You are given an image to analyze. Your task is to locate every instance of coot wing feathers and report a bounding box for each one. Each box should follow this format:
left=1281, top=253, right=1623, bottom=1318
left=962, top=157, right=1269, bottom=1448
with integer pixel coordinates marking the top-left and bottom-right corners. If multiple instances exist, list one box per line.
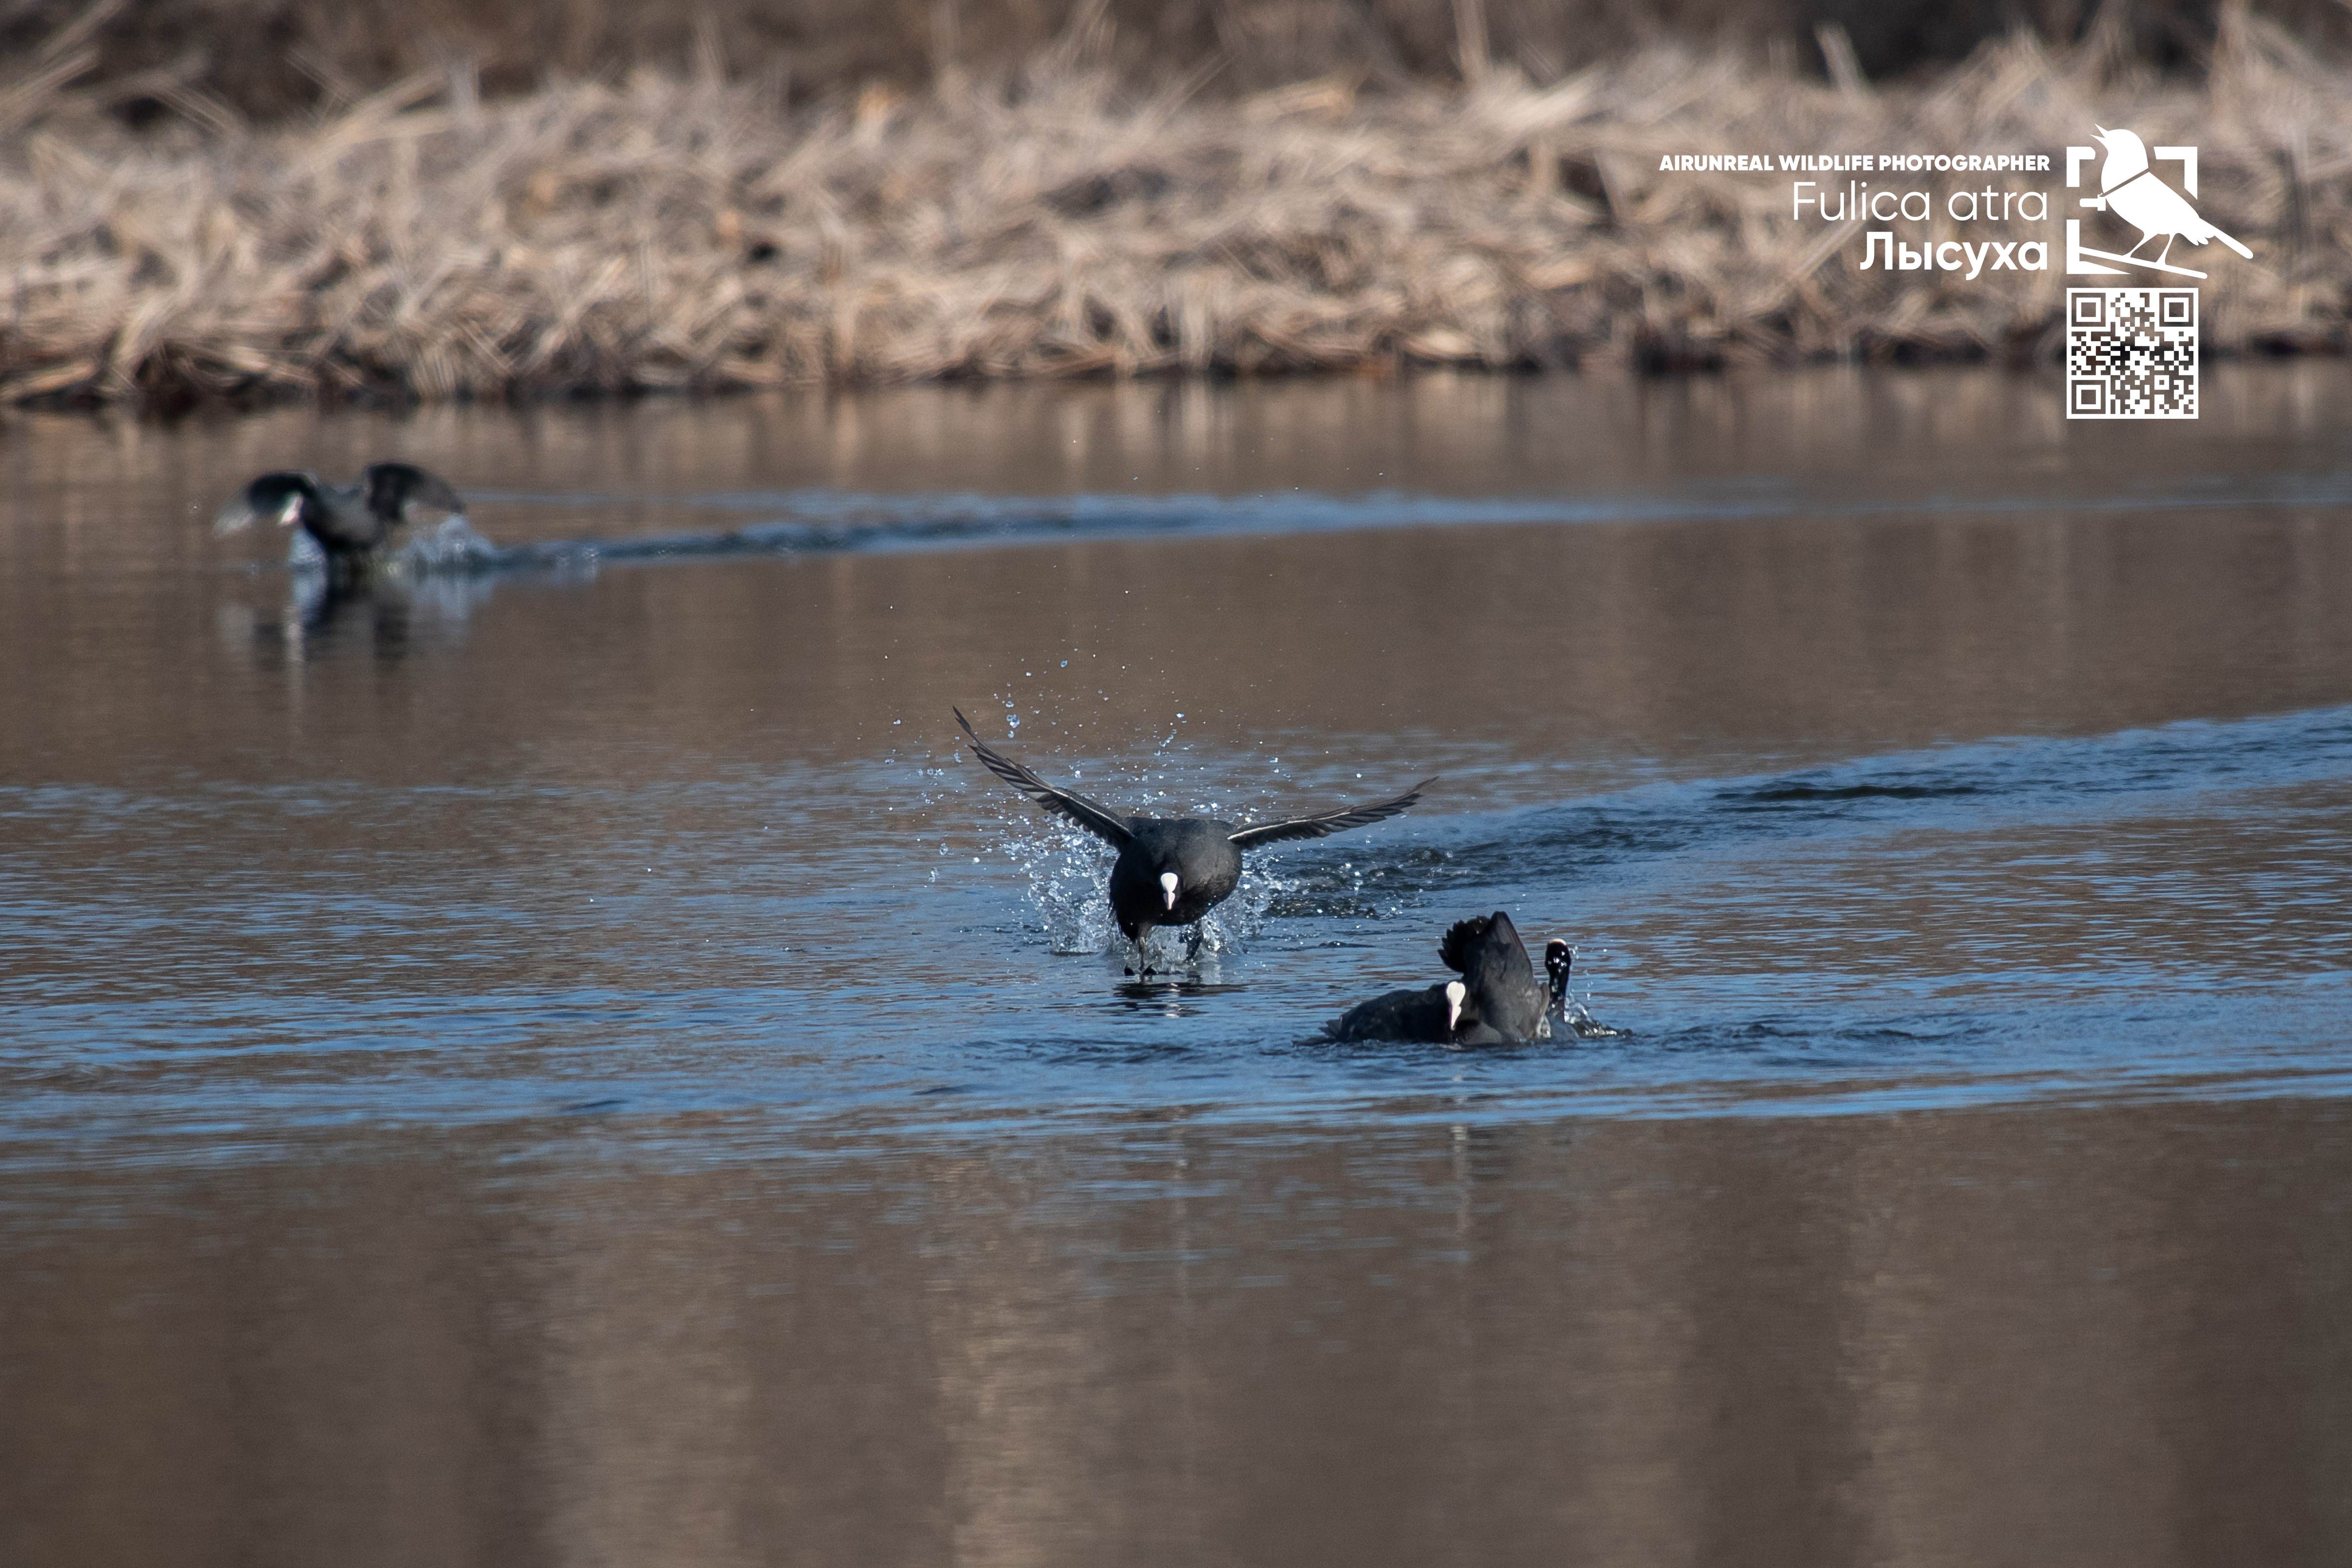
left=1437, top=913, right=1496, bottom=975
left=363, top=462, right=466, bottom=525
left=954, top=708, right=1135, bottom=849
left=1440, top=910, right=1529, bottom=982
left=1227, top=777, right=1435, bottom=848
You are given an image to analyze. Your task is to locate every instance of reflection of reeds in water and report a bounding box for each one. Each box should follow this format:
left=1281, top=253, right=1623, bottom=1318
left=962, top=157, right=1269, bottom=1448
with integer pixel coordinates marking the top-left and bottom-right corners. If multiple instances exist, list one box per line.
left=3, top=10, right=2346, bottom=408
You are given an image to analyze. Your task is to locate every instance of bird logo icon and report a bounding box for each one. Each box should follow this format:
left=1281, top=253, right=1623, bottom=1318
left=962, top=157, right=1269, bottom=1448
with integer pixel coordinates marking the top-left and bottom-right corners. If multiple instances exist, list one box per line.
left=2070, top=127, right=2250, bottom=278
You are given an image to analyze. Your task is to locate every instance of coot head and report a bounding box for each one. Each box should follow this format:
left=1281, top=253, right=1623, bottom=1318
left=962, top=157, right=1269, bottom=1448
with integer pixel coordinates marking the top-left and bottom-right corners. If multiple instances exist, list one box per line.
left=214, top=471, right=322, bottom=537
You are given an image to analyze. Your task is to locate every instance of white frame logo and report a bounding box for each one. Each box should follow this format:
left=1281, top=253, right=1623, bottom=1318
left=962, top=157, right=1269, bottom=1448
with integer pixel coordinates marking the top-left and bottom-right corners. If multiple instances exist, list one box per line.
left=2065, top=129, right=2249, bottom=279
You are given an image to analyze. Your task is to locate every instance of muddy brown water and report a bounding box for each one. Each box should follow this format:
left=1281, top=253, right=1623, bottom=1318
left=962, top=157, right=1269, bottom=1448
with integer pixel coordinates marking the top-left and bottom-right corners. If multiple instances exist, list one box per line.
left=3, top=366, right=2350, bottom=1564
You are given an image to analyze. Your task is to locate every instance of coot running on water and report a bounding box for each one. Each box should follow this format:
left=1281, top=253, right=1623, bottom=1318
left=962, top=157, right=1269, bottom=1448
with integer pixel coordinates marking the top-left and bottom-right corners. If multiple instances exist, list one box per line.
left=214, top=463, right=468, bottom=577
left=955, top=708, right=1433, bottom=974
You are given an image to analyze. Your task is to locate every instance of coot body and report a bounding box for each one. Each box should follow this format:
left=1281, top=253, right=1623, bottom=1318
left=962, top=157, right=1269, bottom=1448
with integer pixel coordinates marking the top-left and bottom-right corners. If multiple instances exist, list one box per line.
left=1327, top=980, right=1466, bottom=1043
left=214, top=463, right=467, bottom=577
left=956, top=709, right=1432, bottom=974
left=1330, top=912, right=1564, bottom=1045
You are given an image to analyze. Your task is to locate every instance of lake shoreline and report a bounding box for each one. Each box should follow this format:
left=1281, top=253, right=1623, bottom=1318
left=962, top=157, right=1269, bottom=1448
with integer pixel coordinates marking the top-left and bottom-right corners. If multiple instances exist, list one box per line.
left=5, top=16, right=2346, bottom=412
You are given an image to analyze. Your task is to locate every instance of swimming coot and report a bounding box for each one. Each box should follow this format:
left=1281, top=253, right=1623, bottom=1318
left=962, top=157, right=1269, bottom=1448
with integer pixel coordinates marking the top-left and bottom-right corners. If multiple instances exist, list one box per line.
left=1329, top=911, right=1563, bottom=1044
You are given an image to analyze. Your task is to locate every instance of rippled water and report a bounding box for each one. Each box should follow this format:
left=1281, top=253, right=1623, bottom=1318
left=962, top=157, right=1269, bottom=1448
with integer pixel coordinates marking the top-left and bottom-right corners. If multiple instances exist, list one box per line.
left=4, top=367, right=2351, bottom=1564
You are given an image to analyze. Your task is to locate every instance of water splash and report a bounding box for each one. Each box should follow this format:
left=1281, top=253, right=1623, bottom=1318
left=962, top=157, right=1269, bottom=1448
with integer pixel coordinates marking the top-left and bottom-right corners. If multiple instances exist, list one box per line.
left=394, top=517, right=504, bottom=572
left=990, top=821, right=1291, bottom=968
left=1002, top=819, right=1117, bottom=956
left=964, top=712, right=1316, bottom=969
left=283, top=516, right=509, bottom=576
left=1558, top=997, right=1626, bottom=1040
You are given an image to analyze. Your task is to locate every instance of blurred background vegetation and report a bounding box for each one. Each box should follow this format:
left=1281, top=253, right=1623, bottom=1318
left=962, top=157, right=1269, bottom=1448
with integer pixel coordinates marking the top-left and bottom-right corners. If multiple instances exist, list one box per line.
left=5, top=0, right=2346, bottom=405
left=4, top=0, right=2346, bottom=123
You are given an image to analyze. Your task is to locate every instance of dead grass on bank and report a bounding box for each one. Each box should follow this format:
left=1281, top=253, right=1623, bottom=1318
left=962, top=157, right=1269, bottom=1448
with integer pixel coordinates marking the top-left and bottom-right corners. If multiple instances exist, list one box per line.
left=1, top=11, right=2349, bottom=407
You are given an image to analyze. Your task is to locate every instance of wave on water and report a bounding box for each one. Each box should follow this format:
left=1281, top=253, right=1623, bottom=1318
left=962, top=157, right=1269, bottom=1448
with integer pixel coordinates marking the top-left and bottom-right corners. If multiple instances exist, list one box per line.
left=477, top=470, right=2352, bottom=544
left=268, top=469, right=2352, bottom=577
left=9, top=706, right=2351, bottom=1157
left=1362, top=705, right=2352, bottom=902
left=928, top=703, right=2352, bottom=1007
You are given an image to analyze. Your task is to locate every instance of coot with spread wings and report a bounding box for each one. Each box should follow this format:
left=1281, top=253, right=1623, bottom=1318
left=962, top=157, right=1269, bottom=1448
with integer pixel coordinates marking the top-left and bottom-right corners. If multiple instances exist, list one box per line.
left=955, top=708, right=1433, bottom=974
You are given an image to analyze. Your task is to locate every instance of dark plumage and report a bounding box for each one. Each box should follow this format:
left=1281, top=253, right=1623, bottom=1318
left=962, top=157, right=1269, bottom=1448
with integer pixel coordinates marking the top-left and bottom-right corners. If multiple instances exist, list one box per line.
left=1327, top=978, right=1469, bottom=1043
left=1329, top=912, right=1569, bottom=1045
left=213, top=463, right=467, bottom=576
left=1439, top=911, right=1548, bottom=1043
left=955, top=708, right=1433, bottom=974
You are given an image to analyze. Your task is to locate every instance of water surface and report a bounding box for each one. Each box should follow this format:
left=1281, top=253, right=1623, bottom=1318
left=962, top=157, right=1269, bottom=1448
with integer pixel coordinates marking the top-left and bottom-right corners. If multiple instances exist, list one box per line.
left=3, top=366, right=2350, bottom=1564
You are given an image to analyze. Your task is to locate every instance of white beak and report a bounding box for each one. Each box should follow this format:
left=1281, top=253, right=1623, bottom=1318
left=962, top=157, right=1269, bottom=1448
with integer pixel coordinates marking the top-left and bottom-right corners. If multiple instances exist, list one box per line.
left=276, top=494, right=304, bottom=528
left=1445, top=980, right=1466, bottom=1031
left=1159, top=871, right=1179, bottom=910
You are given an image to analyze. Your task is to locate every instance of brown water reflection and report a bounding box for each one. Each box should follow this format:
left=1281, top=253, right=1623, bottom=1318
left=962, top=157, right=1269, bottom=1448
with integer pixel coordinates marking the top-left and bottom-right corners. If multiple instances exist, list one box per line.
left=6, top=370, right=2352, bottom=792
left=5, top=1099, right=2347, bottom=1568
left=29, top=506, right=2347, bottom=779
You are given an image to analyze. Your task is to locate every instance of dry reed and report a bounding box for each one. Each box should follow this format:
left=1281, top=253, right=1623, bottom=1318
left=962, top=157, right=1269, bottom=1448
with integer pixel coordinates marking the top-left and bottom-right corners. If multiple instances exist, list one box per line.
left=1, top=9, right=2347, bottom=407
left=20, top=0, right=2318, bottom=121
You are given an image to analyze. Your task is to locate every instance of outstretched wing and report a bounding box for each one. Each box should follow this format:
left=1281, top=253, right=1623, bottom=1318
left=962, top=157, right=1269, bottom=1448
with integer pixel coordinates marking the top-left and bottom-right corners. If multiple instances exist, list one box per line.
left=954, top=708, right=1133, bottom=848
left=364, top=462, right=467, bottom=525
left=1228, top=777, right=1435, bottom=849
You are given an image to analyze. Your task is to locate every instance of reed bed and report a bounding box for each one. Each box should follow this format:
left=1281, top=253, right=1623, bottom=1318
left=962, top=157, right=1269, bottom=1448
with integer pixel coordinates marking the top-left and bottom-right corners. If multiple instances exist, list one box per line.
left=2, top=11, right=2349, bottom=407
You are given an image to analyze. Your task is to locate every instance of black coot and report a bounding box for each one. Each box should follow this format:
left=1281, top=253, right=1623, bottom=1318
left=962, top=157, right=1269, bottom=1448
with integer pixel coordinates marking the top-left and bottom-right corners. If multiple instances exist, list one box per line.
left=1329, top=912, right=1568, bottom=1044
left=214, top=463, right=467, bottom=576
left=1438, top=910, right=1549, bottom=1043
left=1325, top=977, right=1469, bottom=1043
left=956, top=709, right=1433, bottom=973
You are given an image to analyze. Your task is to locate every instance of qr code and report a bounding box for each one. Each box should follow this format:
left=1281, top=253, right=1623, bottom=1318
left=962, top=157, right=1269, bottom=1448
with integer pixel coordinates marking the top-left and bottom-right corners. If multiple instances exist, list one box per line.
left=2066, top=288, right=2196, bottom=419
